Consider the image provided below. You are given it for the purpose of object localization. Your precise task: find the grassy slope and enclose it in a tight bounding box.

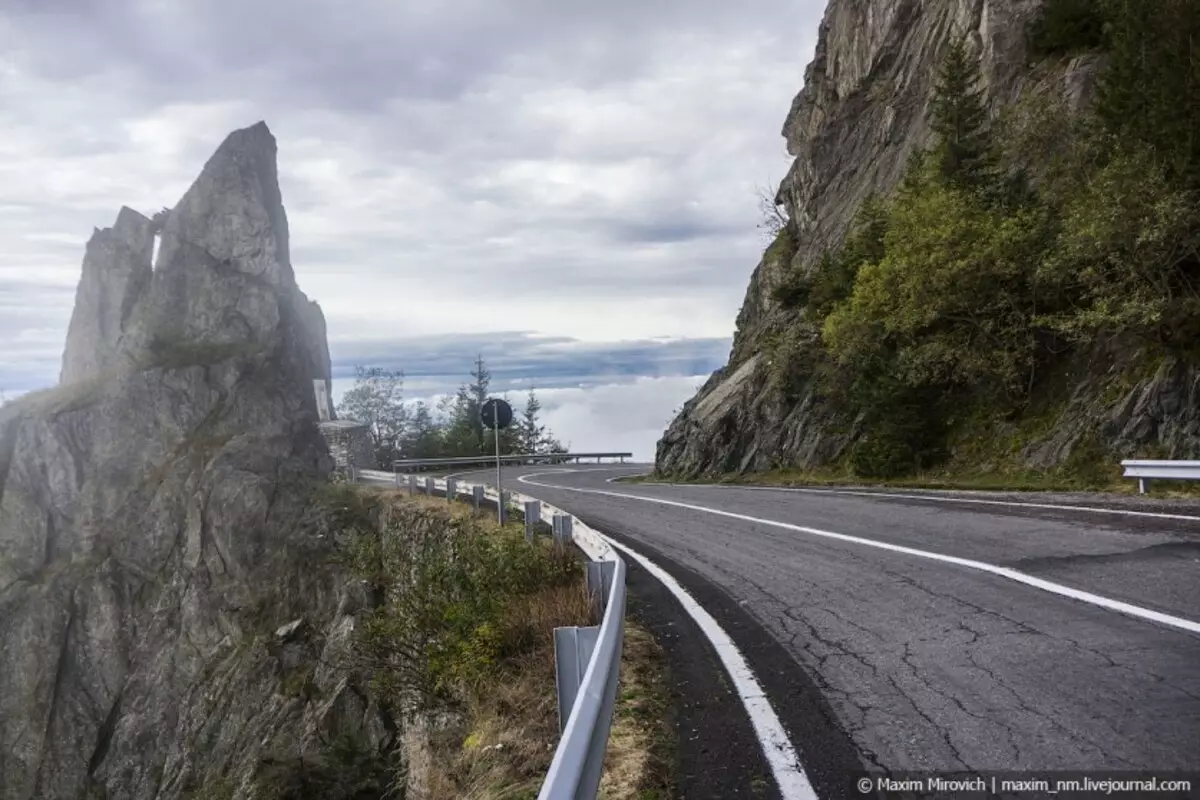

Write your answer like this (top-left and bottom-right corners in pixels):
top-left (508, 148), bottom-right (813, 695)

top-left (374, 492), bottom-right (677, 799)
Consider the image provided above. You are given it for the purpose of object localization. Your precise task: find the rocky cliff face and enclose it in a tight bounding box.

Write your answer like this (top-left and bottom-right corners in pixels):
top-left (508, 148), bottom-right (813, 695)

top-left (657, 0), bottom-right (1195, 477)
top-left (59, 207), bottom-right (155, 385)
top-left (0, 123), bottom-right (386, 799)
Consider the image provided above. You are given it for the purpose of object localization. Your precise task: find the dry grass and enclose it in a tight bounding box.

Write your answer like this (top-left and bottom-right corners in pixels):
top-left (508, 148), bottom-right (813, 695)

top-left (642, 466), bottom-right (1200, 498)
top-left (391, 491), bottom-right (532, 529)
top-left (416, 590), bottom-right (675, 800)
top-left (417, 581), bottom-right (596, 800)
top-left (599, 625), bottom-right (674, 800)
top-left (334, 487), bottom-right (677, 798)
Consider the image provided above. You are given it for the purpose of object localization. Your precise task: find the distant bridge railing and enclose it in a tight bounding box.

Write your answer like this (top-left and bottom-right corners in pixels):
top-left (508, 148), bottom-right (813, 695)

top-left (352, 467), bottom-right (626, 799)
top-left (393, 452), bottom-right (632, 471)
top-left (1121, 459), bottom-right (1200, 494)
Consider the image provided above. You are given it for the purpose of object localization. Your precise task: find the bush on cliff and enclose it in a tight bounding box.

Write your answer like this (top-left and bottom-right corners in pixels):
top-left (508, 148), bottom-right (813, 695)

top-left (343, 495), bottom-right (586, 712)
top-left (771, 17), bottom-right (1200, 479)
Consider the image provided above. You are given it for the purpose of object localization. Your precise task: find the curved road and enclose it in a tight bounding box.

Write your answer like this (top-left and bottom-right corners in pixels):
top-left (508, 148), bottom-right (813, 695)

top-left (446, 464), bottom-right (1200, 788)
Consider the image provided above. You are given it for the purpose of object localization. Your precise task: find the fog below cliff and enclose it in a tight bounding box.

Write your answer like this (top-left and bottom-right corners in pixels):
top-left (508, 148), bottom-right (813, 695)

top-left (331, 375), bottom-right (709, 462)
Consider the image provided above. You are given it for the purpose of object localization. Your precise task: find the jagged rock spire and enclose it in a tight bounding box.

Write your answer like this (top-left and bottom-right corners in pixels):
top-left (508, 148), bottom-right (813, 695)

top-left (59, 206), bottom-right (154, 384)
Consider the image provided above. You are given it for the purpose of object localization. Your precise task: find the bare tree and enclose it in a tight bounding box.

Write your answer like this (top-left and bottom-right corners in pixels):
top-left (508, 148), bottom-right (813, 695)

top-left (756, 183), bottom-right (788, 241)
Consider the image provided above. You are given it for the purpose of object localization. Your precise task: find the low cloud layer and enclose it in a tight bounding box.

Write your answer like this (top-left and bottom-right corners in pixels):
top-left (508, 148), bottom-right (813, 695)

top-left (332, 332), bottom-right (730, 394)
top-left (0, 0), bottom-right (824, 452)
top-left (330, 374), bottom-right (706, 464)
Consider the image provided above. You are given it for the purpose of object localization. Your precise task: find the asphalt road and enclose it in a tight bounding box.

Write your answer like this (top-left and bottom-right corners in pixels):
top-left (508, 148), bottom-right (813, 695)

top-left (444, 463), bottom-right (1200, 784)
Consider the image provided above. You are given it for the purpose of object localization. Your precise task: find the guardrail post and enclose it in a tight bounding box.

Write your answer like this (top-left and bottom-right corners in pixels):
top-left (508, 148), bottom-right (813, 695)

top-left (446, 478), bottom-right (457, 503)
top-left (472, 485), bottom-right (484, 511)
top-left (553, 626), bottom-right (600, 735)
top-left (408, 475), bottom-right (417, 496)
top-left (524, 500), bottom-right (541, 543)
top-left (552, 514), bottom-right (573, 547)
top-left (586, 560), bottom-right (616, 616)
top-left (1139, 478), bottom-right (1148, 494)
top-left (499, 491), bottom-right (510, 525)
top-left (424, 477), bottom-right (435, 496)
top-left (393, 470), bottom-right (400, 487)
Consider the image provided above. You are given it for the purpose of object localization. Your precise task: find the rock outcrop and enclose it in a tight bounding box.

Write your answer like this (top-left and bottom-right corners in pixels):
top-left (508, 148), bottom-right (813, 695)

top-left (59, 207), bottom-right (154, 384)
top-left (657, 0), bottom-right (1193, 477)
top-left (0, 123), bottom-right (386, 799)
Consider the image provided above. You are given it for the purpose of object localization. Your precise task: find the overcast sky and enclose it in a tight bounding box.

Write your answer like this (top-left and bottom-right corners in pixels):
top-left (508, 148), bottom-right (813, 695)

top-left (0, 0), bottom-right (823, 460)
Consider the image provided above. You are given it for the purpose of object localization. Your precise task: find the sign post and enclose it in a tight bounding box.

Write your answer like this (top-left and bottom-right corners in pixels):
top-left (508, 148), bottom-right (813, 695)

top-left (480, 397), bottom-right (514, 525)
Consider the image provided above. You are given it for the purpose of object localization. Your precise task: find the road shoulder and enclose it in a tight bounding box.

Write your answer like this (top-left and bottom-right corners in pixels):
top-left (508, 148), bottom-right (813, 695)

top-left (604, 516), bottom-right (865, 800)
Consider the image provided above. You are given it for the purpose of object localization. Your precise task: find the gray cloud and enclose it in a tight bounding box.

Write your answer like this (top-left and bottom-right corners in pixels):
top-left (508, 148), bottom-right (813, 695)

top-left (0, 0), bottom-right (822, 458)
top-left (331, 333), bottom-right (730, 396)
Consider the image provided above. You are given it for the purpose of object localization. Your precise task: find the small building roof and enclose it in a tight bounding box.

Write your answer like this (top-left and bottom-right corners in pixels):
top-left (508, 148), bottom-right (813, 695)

top-left (319, 419), bottom-right (368, 431)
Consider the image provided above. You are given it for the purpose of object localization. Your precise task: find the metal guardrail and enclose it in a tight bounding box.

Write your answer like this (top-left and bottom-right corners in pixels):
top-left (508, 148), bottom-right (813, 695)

top-left (1121, 459), bottom-right (1200, 494)
top-left (392, 452), bottom-right (632, 470)
top-left (354, 467), bottom-right (626, 799)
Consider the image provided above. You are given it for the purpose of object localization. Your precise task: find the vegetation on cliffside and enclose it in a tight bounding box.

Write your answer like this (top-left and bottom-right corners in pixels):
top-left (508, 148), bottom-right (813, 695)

top-left (277, 486), bottom-right (674, 799)
top-left (770, 0), bottom-right (1200, 479)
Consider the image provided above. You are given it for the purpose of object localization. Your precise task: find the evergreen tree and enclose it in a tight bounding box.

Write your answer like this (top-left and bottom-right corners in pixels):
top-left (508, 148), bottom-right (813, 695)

top-left (401, 400), bottom-right (440, 459)
top-left (929, 39), bottom-right (994, 189)
top-left (1096, 0), bottom-right (1200, 187)
top-left (344, 359), bottom-right (568, 462)
top-left (1029, 0), bottom-right (1108, 55)
top-left (519, 389), bottom-right (547, 453)
top-left (496, 393), bottom-right (523, 455)
top-left (467, 354), bottom-right (491, 450)
top-left (441, 384), bottom-right (478, 456)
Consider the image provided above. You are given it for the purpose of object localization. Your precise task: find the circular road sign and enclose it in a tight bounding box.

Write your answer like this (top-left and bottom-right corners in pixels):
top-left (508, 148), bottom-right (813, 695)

top-left (480, 397), bottom-right (514, 430)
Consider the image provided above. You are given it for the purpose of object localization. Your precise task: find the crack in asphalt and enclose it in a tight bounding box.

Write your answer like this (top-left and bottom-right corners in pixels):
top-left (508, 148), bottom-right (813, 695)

top-left (1008, 540), bottom-right (1200, 570)
top-left (504, 467), bottom-right (1200, 775)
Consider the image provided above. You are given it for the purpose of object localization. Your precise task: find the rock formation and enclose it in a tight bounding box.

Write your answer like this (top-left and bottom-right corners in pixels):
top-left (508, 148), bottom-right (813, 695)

top-left (59, 207), bottom-right (154, 384)
top-left (657, 0), bottom-right (1197, 477)
top-left (0, 123), bottom-right (384, 799)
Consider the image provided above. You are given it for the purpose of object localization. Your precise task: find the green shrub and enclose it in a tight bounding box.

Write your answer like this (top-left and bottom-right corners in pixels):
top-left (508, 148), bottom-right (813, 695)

top-left (824, 177), bottom-right (1049, 395)
top-left (1034, 146), bottom-right (1200, 347)
top-left (253, 733), bottom-right (391, 800)
top-left (1096, 0), bottom-right (1200, 188)
top-left (773, 195), bottom-right (887, 315)
top-left (346, 504), bottom-right (578, 712)
top-left (758, 23), bottom-right (1200, 481)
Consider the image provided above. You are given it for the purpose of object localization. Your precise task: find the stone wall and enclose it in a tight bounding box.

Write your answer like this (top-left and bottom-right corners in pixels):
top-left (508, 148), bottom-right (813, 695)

top-left (319, 420), bottom-right (375, 470)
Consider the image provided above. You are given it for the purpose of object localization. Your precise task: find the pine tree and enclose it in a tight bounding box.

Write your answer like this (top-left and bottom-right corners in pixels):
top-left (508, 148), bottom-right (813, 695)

top-left (1097, 0), bottom-right (1200, 187)
top-left (497, 393), bottom-right (523, 455)
top-left (441, 384), bottom-right (478, 455)
top-left (467, 354), bottom-right (491, 450)
top-left (519, 389), bottom-right (547, 454)
top-left (401, 400), bottom-right (440, 459)
top-left (929, 39), bottom-right (994, 189)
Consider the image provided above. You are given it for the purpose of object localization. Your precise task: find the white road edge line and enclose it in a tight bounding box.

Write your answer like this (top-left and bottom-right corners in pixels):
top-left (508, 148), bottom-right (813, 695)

top-left (603, 535), bottom-right (819, 800)
top-left (439, 467), bottom-right (819, 798)
top-left (518, 474), bottom-right (1200, 636)
top-left (635, 481), bottom-right (1200, 522)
